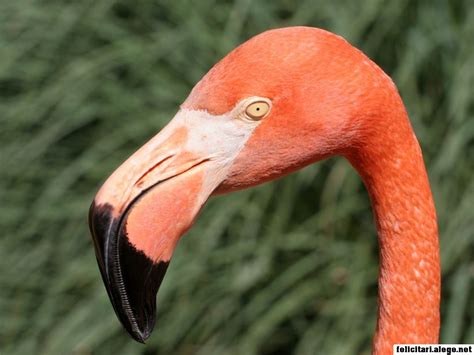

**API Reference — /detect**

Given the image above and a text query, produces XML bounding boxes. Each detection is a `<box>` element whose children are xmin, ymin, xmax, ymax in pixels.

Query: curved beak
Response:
<box><xmin>88</xmin><ymin>110</ymin><xmax>241</xmax><ymax>342</ymax></box>
<box><xmin>89</xmin><ymin>109</ymin><xmax>255</xmax><ymax>342</ymax></box>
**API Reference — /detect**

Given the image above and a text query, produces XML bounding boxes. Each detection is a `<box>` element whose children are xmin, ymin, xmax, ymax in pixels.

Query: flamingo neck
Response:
<box><xmin>347</xmin><ymin>106</ymin><xmax>440</xmax><ymax>354</ymax></box>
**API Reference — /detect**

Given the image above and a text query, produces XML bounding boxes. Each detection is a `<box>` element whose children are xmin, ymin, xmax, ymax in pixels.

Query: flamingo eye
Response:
<box><xmin>245</xmin><ymin>101</ymin><xmax>270</xmax><ymax>120</ymax></box>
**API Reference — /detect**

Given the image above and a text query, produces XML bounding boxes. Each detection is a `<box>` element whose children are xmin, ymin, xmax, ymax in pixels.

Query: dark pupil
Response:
<box><xmin>256</xmin><ymin>107</ymin><xmax>260</xmax><ymax>111</ymax></box>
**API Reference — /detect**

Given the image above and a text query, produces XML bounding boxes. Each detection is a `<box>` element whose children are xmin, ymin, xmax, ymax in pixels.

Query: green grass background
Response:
<box><xmin>1</xmin><ymin>0</ymin><xmax>473</xmax><ymax>354</ymax></box>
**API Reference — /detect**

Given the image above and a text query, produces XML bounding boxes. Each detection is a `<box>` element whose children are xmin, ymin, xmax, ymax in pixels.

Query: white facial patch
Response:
<box><xmin>173</xmin><ymin>98</ymin><xmax>269</xmax><ymax>204</ymax></box>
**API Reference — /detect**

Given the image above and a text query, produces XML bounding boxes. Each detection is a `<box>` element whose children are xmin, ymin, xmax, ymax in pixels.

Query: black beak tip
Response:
<box><xmin>88</xmin><ymin>200</ymin><xmax>170</xmax><ymax>344</ymax></box>
<box><xmin>127</xmin><ymin>325</ymin><xmax>151</xmax><ymax>344</ymax></box>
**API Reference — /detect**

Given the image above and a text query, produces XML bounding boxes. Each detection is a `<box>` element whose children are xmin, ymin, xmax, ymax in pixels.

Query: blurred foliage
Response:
<box><xmin>1</xmin><ymin>0</ymin><xmax>473</xmax><ymax>354</ymax></box>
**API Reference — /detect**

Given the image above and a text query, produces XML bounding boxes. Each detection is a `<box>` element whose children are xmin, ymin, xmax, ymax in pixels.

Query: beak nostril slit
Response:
<box><xmin>134</xmin><ymin>154</ymin><xmax>175</xmax><ymax>188</ymax></box>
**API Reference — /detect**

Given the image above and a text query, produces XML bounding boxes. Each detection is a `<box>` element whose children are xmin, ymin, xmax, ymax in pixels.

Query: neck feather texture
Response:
<box><xmin>347</xmin><ymin>103</ymin><xmax>440</xmax><ymax>354</ymax></box>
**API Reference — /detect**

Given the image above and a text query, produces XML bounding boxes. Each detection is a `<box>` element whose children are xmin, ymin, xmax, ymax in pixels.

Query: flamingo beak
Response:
<box><xmin>88</xmin><ymin>113</ymin><xmax>227</xmax><ymax>342</ymax></box>
<box><xmin>89</xmin><ymin>104</ymin><xmax>261</xmax><ymax>342</ymax></box>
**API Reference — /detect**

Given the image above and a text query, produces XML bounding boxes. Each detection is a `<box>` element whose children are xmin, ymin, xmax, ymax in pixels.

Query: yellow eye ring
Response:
<box><xmin>245</xmin><ymin>101</ymin><xmax>270</xmax><ymax>120</ymax></box>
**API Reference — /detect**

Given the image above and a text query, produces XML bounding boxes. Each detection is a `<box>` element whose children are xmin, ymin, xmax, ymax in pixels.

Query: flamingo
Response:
<box><xmin>89</xmin><ymin>27</ymin><xmax>440</xmax><ymax>354</ymax></box>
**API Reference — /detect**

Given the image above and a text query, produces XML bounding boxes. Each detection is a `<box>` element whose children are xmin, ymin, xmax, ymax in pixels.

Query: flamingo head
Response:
<box><xmin>89</xmin><ymin>27</ymin><xmax>390</xmax><ymax>342</ymax></box>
